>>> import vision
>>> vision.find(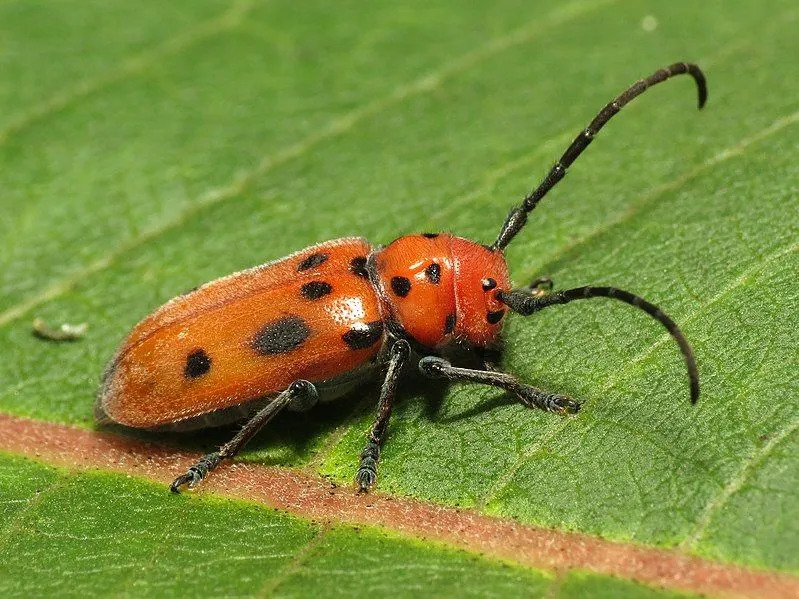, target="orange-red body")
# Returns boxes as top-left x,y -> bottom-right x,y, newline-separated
97,234 -> 510,429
